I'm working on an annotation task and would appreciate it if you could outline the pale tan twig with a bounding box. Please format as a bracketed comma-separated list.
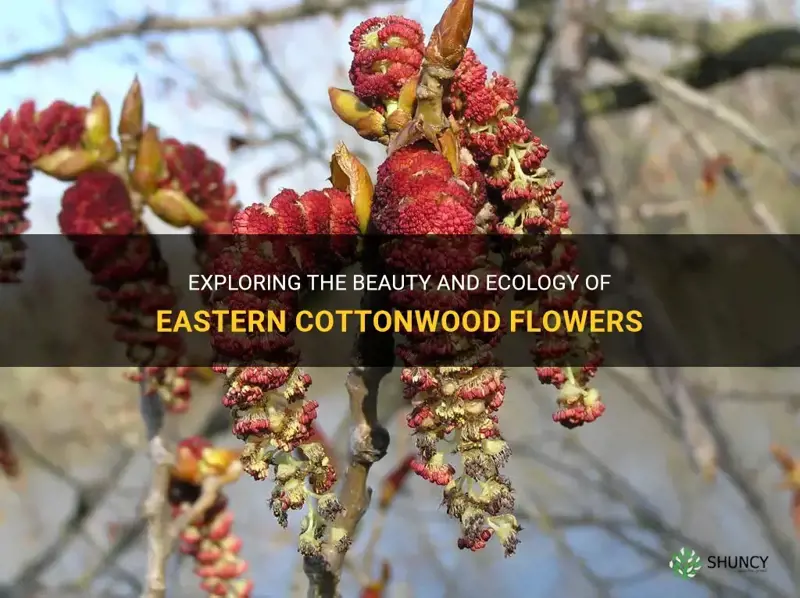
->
[304, 367, 391, 598]
[140, 378, 173, 598]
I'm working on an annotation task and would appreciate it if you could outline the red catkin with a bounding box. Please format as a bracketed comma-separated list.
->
[0, 100, 86, 281]
[169, 438, 253, 598]
[348, 16, 425, 108]
[372, 141, 520, 556]
[211, 188, 356, 541]
[58, 170, 191, 412]
[447, 48, 605, 427]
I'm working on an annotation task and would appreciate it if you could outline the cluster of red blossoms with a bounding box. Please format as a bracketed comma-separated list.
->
[208, 187, 357, 553]
[348, 16, 425, 111]
[342, 14, 523, 555]
[0, 87, 243, 415]
[169, 437, 253, 598]
[447, 47, 605, 427]
[330, 6, 607, 554]
[59, 170, 191, 409]
[159, 139, 240, 296]
[127, 138, 243, 411]
[56, 136, 239, 413]
[0, 100, 86, 281]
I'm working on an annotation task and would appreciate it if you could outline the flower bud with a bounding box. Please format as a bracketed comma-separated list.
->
[397, 76, 419, 114]
[83, 93, 113, 151]
[147, 188, 208, 228]
[426, 0, 474, 69]
[119, 76, 144, 142]
[328, 88, 387, 142]
[435, 129, 461, 176]
[385, 109, 411, 133]
[330, 142, 373, 233]
[386, 76, 419, 132]
[34, 147, 99, 181]
[200, 447, 241, 477]
[173, 448, 202, 485]
[131, 126, 165, 195]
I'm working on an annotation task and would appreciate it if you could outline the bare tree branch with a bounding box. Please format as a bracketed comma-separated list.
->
[156, 46, 327, 164]
[139, 373, 173, 598]
[500, 0, 555, 118]
[246, 27, 327, 152]
[551, 0, 797, 575]
[513, 441, 792, 598]
[303, 367, 391, 597]
[77, 402, 235, 588]
[304, 237, 394, 597]
[477, 3, 783, 50]
[11, 437, 138, 593]
[593, 32, 800, 183]
[601, 10, 780, 49]
[0, 0, 402, 73]
[518, 23, 800, 121]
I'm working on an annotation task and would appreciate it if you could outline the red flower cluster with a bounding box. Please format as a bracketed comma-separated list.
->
[372, 144, 518, 554]
[169, 438, 253, 598]
[0, 100, 86, 281]
[348, 16, 425, 108]
[158, 138, 241, 323]
[210, 189, 356, 541]
[373, 146, 480, 234]
[58, 170, 191, 412]
[447, 48, 605, 427]
[160, 139, 240, 234]
[126, 139, 244, 410]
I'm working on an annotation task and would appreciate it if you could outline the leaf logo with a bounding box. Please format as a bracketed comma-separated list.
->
[670, 547, 703, 579]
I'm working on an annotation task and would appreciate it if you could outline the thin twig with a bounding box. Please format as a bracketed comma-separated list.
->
[246, 27, 327, 152]
[12, 444, 138, 593]
[0, 0, 402, 73]
[304, 236, 394, 597]
[158, 50, 327, 165]
[554, 0, 797, 570]
[303, 367, 391, 597]
[516, 16, 556, 120]
[593, 32, 800, 184]
[657, 100, 800, 268]
[78, 403, 234, 586]
[513, 441, 791, 598]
